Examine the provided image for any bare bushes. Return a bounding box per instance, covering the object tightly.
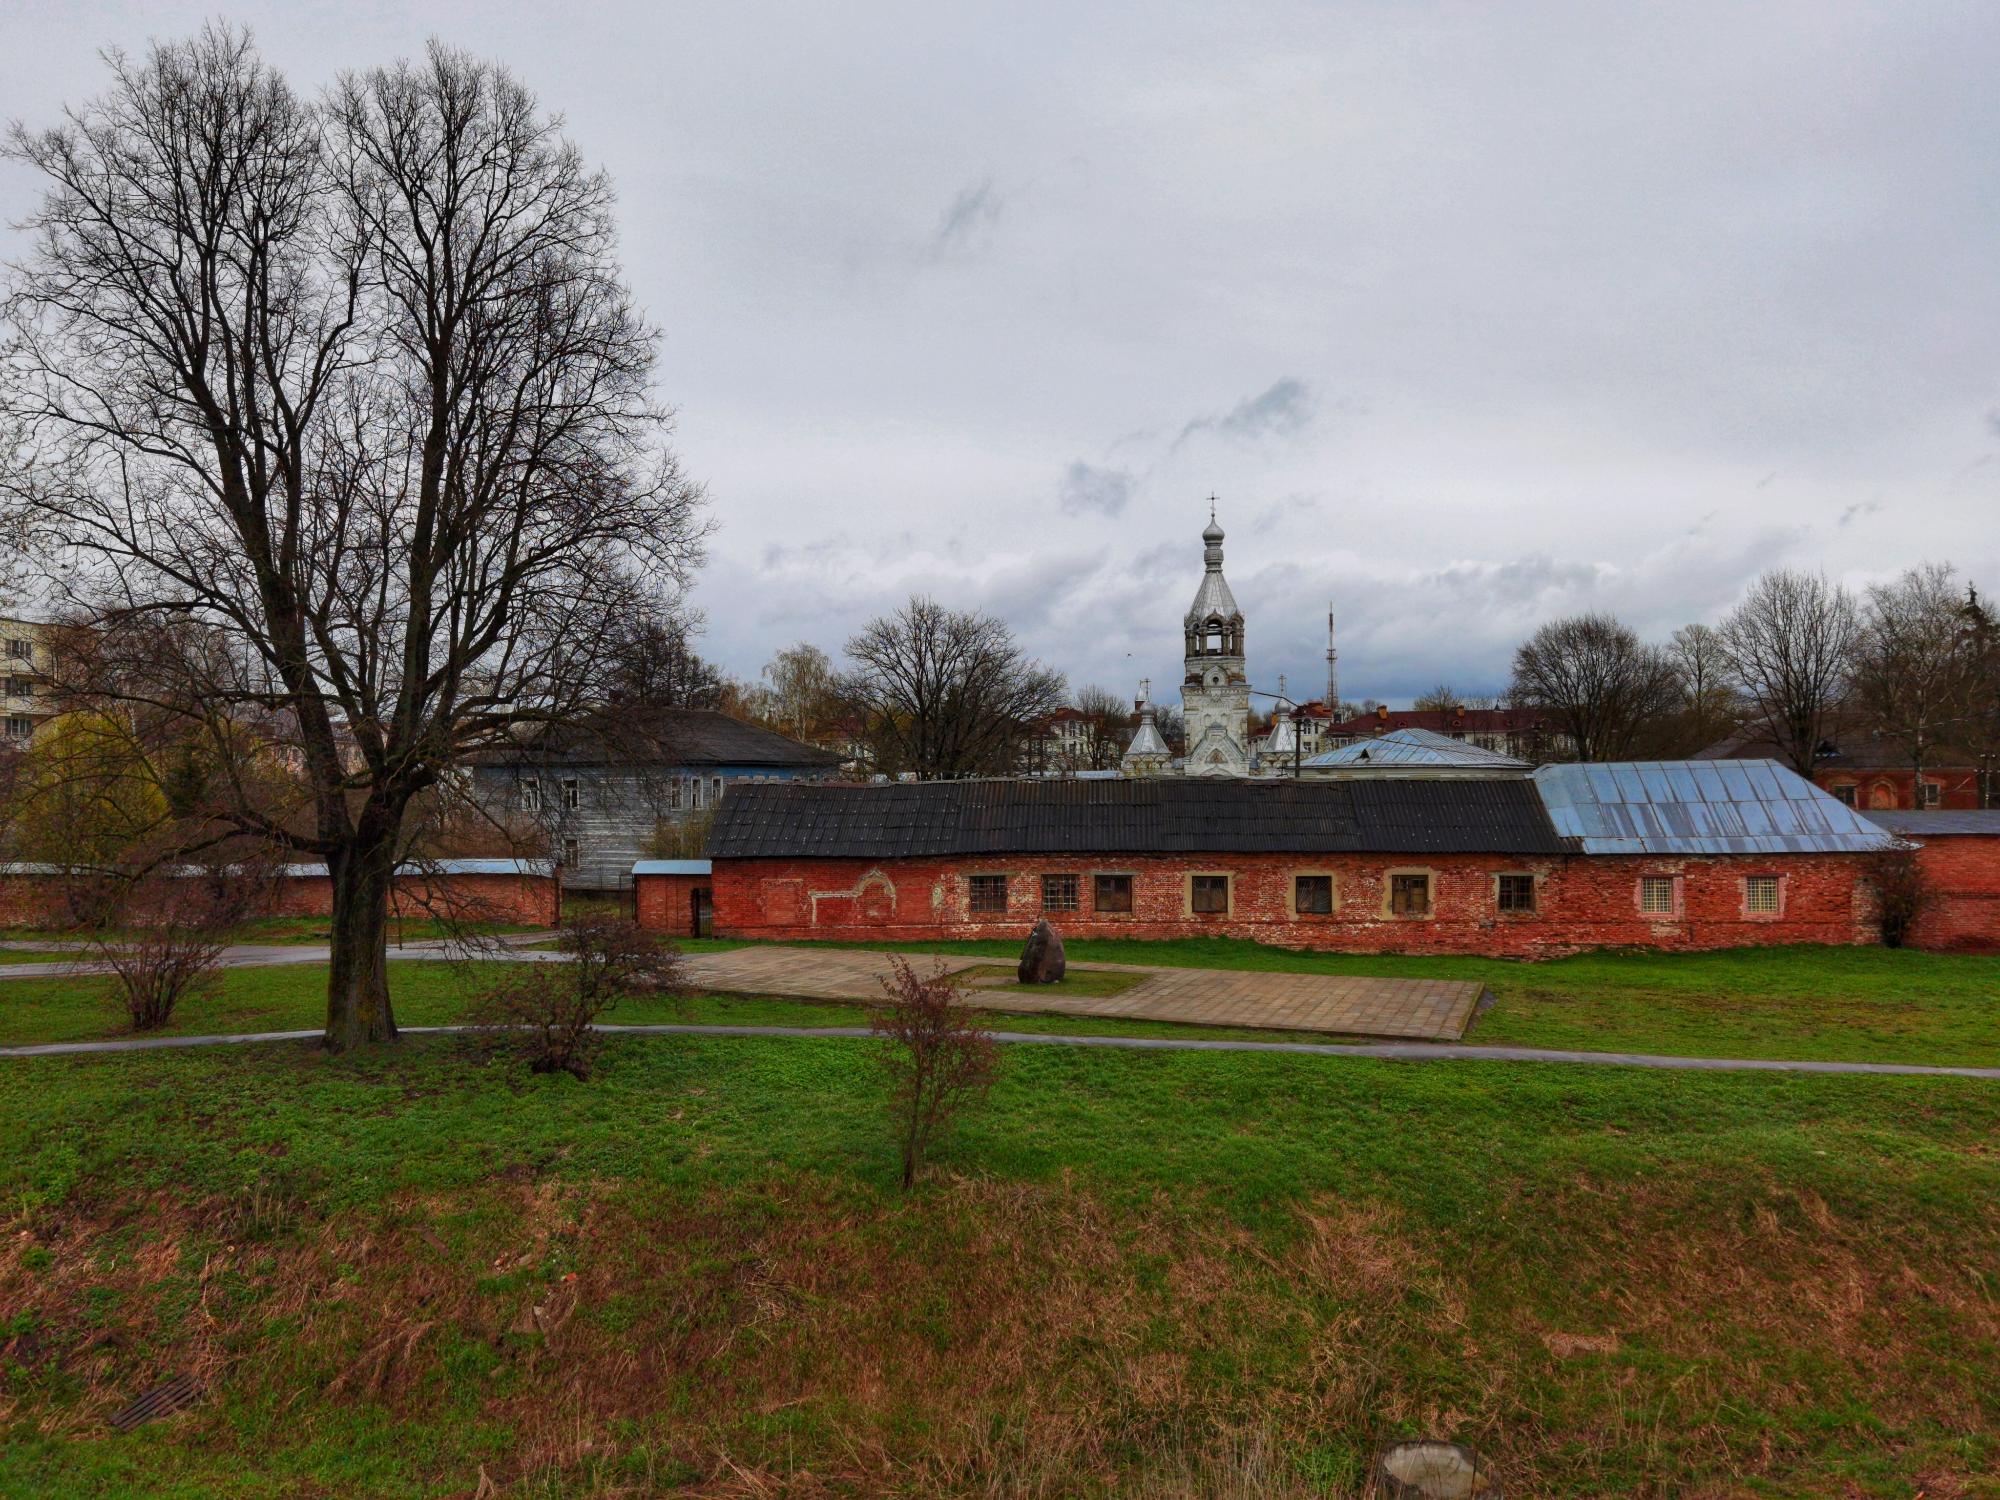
[870,957,999,1190]
[1868,848,1932,948]
[95,858,278,1032]
[472,914,685,1079]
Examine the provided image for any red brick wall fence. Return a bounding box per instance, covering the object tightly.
[0,858,558,931]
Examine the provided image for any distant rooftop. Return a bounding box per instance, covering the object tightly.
[1861,809,2000,837]
[1302,726,1530,774]
[1535,759,1901,856]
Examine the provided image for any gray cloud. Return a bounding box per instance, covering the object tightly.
[5,5,1998,706]
[1058,460,1137,516]
[1173,377,1314,450]
[924,178,1005,262]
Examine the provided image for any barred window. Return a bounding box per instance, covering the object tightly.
[1496,874,1536,914]
[1094,873,1133,913]
[1041,873,1080,912]
[1293,874,1333,915]
[1639,876,1677,915]
[968,874,1008,914]
[1390,873,1431,917]
[1744,875,1781,914]
[1191,875,1230,914]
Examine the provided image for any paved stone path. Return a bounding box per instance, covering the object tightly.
[2,1023,1995,1077]
[675,945,1486,1041]
[0,938,1485,1040]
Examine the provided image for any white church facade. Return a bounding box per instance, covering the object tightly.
[1123,508,1334,780]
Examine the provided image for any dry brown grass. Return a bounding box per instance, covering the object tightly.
[2,1169,1996,1497]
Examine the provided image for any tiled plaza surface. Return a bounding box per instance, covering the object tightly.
[676,945,1485,1041]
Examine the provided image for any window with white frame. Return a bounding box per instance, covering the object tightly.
[6,639,28,662]
[1639,876,1677,915]
[1744,875,1781,914]
[520,777,542,812]
[562,778,580,811]
[562,837,580,870]
[711,776,724,804]
[1921,781,1943,808]
[690,777,703,810]
[4,717,32,740]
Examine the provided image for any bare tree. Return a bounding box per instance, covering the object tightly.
[1716,570,1859,778]
[605,612,727,708]
[1666,622,1742,754]
[1067,684,1131,771]
[870,957,999,1191]
[758,641,840,744]
[1508,614,1682,762]
[1961,586,2000,808]
[1,31,704,1049]
[1412,684,1463,713]
[839,596,1065,778]
[1851,564,1977,808]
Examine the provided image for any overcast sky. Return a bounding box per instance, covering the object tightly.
[6,2,1998,708]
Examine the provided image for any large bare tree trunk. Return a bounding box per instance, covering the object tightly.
[325,838,399,1050]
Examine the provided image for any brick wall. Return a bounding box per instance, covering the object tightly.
[1905,836,2000,950]
[1817,767,1982,811]
[692,852,1879,956]
[0,869,558,930]
[634,872,710,937]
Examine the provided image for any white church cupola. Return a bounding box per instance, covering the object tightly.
[1180,503,1252,777]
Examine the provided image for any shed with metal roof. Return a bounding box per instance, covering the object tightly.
[1533,760,1903,856]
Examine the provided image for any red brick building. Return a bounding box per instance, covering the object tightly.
[1862,810,2000,950]
[658,770,1902,957]
[1698,725,1986,810]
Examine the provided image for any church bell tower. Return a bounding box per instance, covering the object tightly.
[1181,504,1251,777]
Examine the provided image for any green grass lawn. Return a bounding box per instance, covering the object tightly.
[0,938,1996,1067]
[714,935,2000,1068]
[957,962,1147,999]
[0,1028,1995,1497]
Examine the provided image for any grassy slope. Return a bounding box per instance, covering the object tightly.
[0,1034,1995,1497]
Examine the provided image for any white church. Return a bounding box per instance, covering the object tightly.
[1121,508,1335,779]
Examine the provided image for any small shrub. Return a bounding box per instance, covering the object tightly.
[1868,848,1932,948]
[95,862,272,1032]
[870,958,999,1191]
[472,914,684,1079]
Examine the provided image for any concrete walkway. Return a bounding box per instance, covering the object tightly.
[675,945,1487,1041]
[1,1023,1995,1077]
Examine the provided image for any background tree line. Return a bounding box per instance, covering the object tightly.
[1507,563,2000,803]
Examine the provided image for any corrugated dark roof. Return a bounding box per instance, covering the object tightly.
[475,708,843,769]
[1861,809,2000,836]
[708,777,1572,859]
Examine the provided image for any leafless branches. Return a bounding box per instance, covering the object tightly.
[1508,613,1682,761]
[841,596,1065,778]
[1716,570,1859,776]
[2,29,706,1048]
[870,957,999,1191]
